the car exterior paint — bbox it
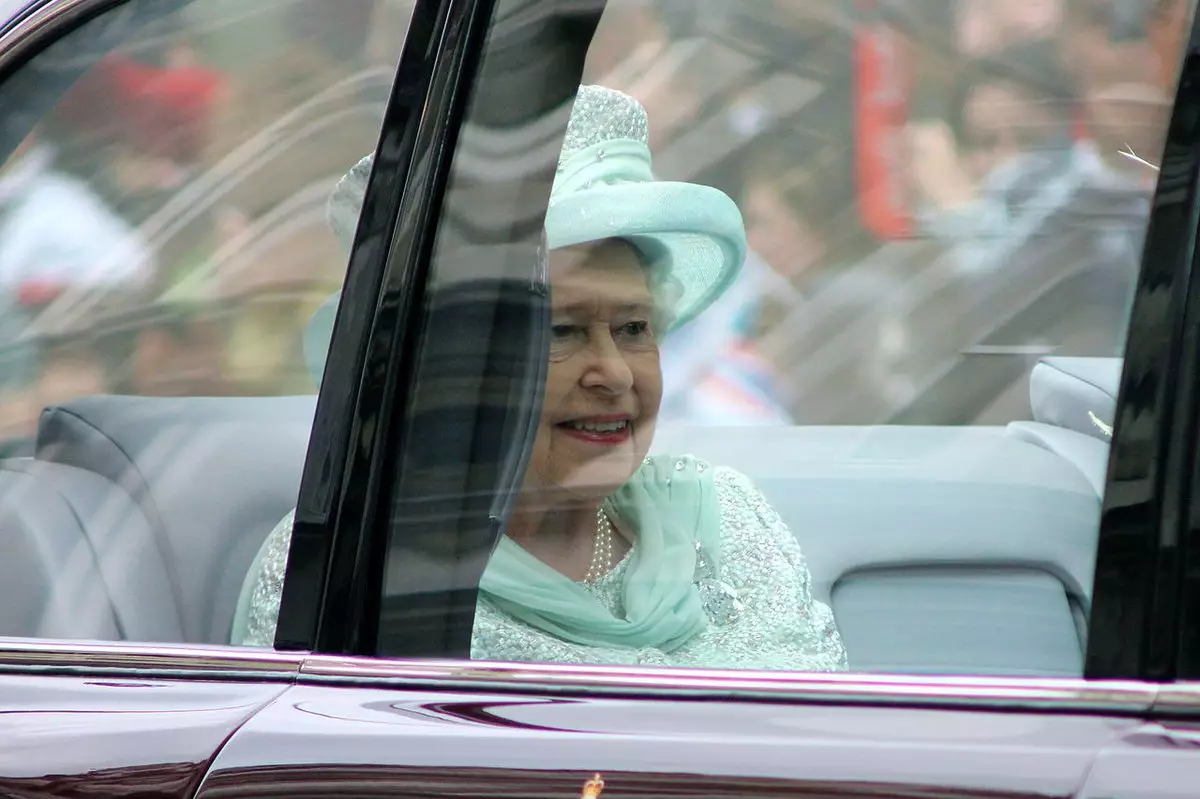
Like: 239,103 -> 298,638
2,642 -> 1199,799
0,670 -> 286,799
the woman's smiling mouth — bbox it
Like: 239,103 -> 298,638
557,416 -> 633,444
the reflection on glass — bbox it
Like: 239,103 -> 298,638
0,0 -> 408,446
0,0 -> 412,645
587,0 -> 1189,427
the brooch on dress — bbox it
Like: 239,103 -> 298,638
580,774 -> 605,799
693,541 -> 743,625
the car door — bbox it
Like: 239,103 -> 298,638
205,0 -> 1200,796
0,0 -> 415,791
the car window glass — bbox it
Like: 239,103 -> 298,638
238,0 -> 1191,676
0,0 -> 413,647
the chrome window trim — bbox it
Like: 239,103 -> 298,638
0,639 -> 305,680
1148,684 -> 1200,716
299,656 -> 1158,714
0,0 -> 103,68
0,640 -> 1161,715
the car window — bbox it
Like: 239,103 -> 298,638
0,0 -> 413,646
268,0 -> 1193,678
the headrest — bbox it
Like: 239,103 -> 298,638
1029,357 -> 1122,441
34,394 -> 318,643
36,395 -> 318,489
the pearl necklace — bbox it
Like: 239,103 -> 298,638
584,507 -> 615,582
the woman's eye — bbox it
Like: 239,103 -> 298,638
617,320 -> 652,338
551,323 -> 580,340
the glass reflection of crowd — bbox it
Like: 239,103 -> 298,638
597,0 -> 1188,427
0,0 -> 1189,446
0,0 -> 395,448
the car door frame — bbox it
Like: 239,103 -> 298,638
1088,3 -> 1200,682
274,0 -> 598,656
1163,11 -> 1200,683
270,0 -> 496,655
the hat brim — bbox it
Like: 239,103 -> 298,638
306,183 -> 746,388
545,181 -> 746,330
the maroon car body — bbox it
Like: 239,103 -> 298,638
0,650 -> 1191,799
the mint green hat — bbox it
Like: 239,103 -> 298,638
305,85 -> 747,386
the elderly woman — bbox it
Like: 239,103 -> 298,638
232,85 -> 847,672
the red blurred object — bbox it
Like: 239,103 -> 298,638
112,52 -> 225,162
57,50 -> 226,162
16,280 -> 66,307
853,0 -> 914,239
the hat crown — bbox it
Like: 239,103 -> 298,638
552,86 -> 655,200
557,85 -> 650,170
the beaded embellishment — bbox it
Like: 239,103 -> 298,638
693,540 -> 744,625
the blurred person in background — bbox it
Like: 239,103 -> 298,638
0,129 -> 152,440
908,39 -> 1082,250
0,324 -> 40,447
57,34 -> 228,194
113,34 -> 228,190
659,128 -> 871,427
1060,0 -> 1188,181
739,130 -> 871,297
0,129 -> 153,296
658,248 -> 796,426
650,137 -> 802,426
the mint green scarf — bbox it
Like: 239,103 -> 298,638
479,454 -> 720,652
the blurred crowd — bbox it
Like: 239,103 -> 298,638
0,0 -> 1189,446
0,0 -> 397,447
585,0 -> 1187,426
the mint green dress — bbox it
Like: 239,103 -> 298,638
233,455 -> 848,673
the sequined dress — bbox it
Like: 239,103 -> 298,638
236,465 -> 848,673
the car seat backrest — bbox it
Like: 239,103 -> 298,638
0,458 -> 172,641
1029,356 -> 1121,441
650,424 -> 1101,676
35,394 -> 318,644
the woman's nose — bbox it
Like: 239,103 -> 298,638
580,333 -> 634,393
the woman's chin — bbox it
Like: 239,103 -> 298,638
556,450 -> 645,500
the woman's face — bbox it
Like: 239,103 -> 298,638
744,181 -> 826,283
523,238 -> 662,503
1062,4 -> 1176,158
961,81 -> 1065,178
